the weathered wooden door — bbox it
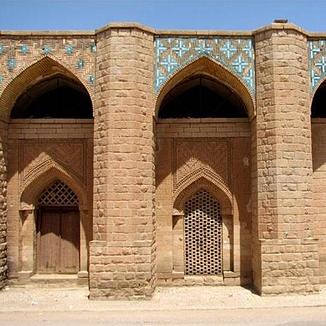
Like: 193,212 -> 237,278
37,208 -> 80,273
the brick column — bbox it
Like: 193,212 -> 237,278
253,23 -> 319,294
0,121 -> 7,289
90,25 -> 156,299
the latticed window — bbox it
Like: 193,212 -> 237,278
184,189 -> 222,275
38,180 -> 78,207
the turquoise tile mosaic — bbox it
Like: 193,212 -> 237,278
65,45 -> 74,55
42,45 -> 53,55
154,37 -> 255,95
76,58 -> 85,69
7,58 -> 16,71
19,44 -> 29,54
87,75 -> 95,85
309,40 -> 326,91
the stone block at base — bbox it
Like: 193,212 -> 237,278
89,240 -> 156,300
257,239 -> 320,295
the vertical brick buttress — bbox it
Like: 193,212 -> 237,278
90,26 -> 156,299
253,24 -> 319,294
0,122 -> 7,289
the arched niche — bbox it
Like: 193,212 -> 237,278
171,177 -> 239,279
155,56 -> 255,120
18,165 -> 90,280
10,74 -> 92,119
0,56 -> 93,122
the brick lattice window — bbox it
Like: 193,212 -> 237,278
184,190 -> 222,275
38,180 -> 78,207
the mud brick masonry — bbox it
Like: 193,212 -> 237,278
1,20 -> 326,298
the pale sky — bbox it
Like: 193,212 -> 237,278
1,0 -> 326,32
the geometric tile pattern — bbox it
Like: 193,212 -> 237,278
0,39 -> 96,91
309,40 -> 326,91
155,37 -> 255,95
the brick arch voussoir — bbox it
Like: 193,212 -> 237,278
20,162 -> 87,211
155,55 -> 255,120
0,55 -> 94,121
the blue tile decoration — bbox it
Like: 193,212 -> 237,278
0,39 -> 96,91
309,40 -> 326,90
19,44 -> 29,54
87,75 -> 95,85
65,45 -> 74,55
76,58 -> 85,69
90,42 -> 96,53
7,58 -> 16,71
154,37 -> 255,94
42,45 -> 53,55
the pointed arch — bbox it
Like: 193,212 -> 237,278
311,78 -> 326,117
173,176 -> 233,215
0,56 -> 94,121
20,164 -> 87,210
155,56 -> 255,120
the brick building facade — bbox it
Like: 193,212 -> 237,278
0,21 -> 325,298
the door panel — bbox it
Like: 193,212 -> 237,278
60,210 -> 80,273
37,210 -> 61,273
37,208 -> 80,274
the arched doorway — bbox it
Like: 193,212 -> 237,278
155,57 -> 253,286
36,180 -> 80,274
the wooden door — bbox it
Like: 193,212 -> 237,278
37,207 -> 80,273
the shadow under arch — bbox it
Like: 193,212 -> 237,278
0,55 -> 94,121
155,56 -> 255,120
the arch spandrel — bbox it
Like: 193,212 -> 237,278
0,55 -> 94,121
155,56 -> 255,120
155,37 -> 255,118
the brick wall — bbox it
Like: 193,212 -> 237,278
312,119 -> 326,283
8,119 -> 93,139
89,26 -> 156,299
254,24 -> 319,294
0,122 -> 7,289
